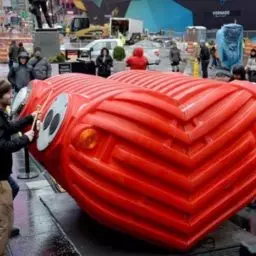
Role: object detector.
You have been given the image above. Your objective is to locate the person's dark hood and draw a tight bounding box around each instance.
[133,47,144,57]
[18,51,29,64]
[18,51,29,59]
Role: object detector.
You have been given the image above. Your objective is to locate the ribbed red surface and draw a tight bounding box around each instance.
[22,73,137,117]
[20,74,144,187]
[19,72,256,251]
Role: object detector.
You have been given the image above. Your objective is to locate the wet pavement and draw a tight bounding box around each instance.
[0,64,9,78]
[7,150,79,256]
[41,192,253,256]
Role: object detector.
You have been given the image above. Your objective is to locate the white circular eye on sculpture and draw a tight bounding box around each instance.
[37,93,69,151]
[12,87,29,115]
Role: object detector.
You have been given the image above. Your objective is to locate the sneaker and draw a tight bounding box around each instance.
[10,227,20,237]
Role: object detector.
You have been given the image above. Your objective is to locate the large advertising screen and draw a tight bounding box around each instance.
[175,0,256,29]
[82,0,131,25]
[80,0,254,31]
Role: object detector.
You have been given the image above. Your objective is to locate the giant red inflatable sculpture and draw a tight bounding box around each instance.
[12,71,256,251]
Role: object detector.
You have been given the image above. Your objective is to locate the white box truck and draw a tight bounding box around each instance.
[110,17,143,42]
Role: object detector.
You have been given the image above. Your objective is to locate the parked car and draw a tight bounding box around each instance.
[80,39,122,59]
[125,40,161,65]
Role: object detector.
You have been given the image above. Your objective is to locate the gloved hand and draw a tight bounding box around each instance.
[24,130,35,142]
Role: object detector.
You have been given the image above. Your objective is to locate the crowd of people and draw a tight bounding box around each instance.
[8,40,52,94]
[198,43,256,82]
[168,40,256,83]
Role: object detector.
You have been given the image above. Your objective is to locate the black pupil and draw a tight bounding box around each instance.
[49,114,60,135]
[43,110,53,130]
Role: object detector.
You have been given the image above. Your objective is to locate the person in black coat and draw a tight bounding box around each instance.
[0,80,36,181]
[0,80,38,247]
[199,42,210,78]
[96,48,113,78]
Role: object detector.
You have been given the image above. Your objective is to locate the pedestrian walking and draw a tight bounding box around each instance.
[246,49,256,82]
[96,48,113,78]
[210,46,221,67]
[29,47,52,80]
[0,79,38,256]
[169,44,181,72]
[199,42,210,78]
[126,47,148,70]
[8,52,33,94]
[8,41,19,69]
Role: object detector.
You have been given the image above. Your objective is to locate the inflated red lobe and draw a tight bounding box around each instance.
[104,71,256,249]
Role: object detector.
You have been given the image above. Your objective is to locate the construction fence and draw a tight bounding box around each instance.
[0,32,33,63]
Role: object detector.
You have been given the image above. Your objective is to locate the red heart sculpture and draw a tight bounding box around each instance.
[85,70,256,250]
[17,72,256,251]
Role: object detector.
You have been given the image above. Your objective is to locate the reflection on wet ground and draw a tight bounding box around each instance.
[41,192,246,256]
[7,151,78,256]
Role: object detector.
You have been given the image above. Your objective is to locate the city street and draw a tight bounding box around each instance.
[1,0,256,254]
[0,47,186,76]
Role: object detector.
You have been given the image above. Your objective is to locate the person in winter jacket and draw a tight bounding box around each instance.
[199,42,210,78]
[96,48,113,78]
[28,47,52,80]
[0,79,36,256]
[126,47,148,70]
[8,41,18,69]
[8,52,33,94]
[210,46,221,68]
[246,49,256,82]
[169,44,181,72]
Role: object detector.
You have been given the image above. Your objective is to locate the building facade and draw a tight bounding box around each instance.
[76,0,255,32]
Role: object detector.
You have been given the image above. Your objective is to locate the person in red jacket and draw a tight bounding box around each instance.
[126,47,148,70]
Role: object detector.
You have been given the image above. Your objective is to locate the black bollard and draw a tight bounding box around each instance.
[17,146,39,179]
